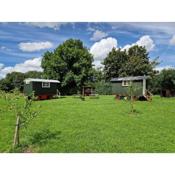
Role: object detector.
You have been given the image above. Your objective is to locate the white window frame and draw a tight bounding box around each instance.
[122,80,131,87]
[25,80,30,84]
[42,82,50,88]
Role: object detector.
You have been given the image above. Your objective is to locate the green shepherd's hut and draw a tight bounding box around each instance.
[24,78,60,100]
[110,76,151,100]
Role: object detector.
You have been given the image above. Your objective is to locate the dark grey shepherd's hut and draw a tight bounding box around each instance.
[24,78,60,100]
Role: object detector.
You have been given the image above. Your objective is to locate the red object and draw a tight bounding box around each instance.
[115,94,120,100]
[38,94,50,100]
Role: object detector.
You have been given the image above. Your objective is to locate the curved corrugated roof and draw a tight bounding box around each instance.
[24,78,60,83]
[111,76,149,82]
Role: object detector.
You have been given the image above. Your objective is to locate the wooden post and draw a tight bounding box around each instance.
[142,78,146,96]
[13,115,20,148]
[57,89,60,98]
[82,86,84,96]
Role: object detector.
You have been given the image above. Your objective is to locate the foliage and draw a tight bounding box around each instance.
[103,45,158,80]
[24,71,43,79]
[91,67,104,82]
[0,72,25,91]
[103,48,128,80]
[94,81,112,95]
[122,46,158,77]
[0,71,43,92]
[149,69,175,95]
[158,69,175,90]
[147,75,161,94]
[41,39,94,95]
[0,90,7,114]
[127,82,140,113]
[1,89,39,148]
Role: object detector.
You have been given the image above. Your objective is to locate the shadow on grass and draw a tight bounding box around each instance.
[10,129,61,153]
[128,109,142,116]
[29,129,61,146]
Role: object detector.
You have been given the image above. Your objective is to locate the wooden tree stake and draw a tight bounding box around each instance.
[13,116,20,148]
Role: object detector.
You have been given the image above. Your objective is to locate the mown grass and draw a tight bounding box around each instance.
[1,95,175,153]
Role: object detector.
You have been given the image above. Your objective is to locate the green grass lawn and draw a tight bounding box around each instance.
[1,95,175,153]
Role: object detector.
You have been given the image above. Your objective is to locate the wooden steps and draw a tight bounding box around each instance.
[144,90,153,101]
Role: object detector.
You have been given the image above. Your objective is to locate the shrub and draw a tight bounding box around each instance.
[94,81,112,95]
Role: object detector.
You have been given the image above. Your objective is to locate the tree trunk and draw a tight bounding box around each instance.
[131,96,134,113]
[13,115,20,148]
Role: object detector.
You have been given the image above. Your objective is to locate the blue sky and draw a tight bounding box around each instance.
[0,22,175,78]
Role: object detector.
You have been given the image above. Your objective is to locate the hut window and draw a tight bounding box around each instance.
[25,80,30,84]
[122,80,131,86]
[42,82,50,88]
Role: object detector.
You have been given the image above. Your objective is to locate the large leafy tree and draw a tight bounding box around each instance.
[159,69,175,90]
[122,45,157,77]
[103,48,128,80]
[41,39,93,95]
[150,69,175,96]
[103,45,158,80]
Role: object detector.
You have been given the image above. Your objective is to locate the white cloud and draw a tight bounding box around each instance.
[136,35,155,51]
[0,63,7,79]
[111,23,175,36]
[90,30,108,41]
[122,44,132,51]
[87,27,96,32]
[0,66,13,79]
[122,35,155,52]
[0,46,10,51]
[90,35,154,62]
[0,46,6,50]
[0,57,42,79]
[130,23,175,35]
[93,60,104,68]
[25,22,65,30]
[0,63,4,69]
[155,65,175,72]
[19,41,53,52]
[170,35,175,45]
[90,35,155,67]
[90,37,117,61]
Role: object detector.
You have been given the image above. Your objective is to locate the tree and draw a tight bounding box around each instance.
[41,39,93,95]
[25,71,43,79]
[122,46,158,77]
[103,45,158,80]
[153,69,175,96]
[92,67,104,82]
[0,72,25,91]
[0,71,43,92]
[127,82,140,114]
[103,48,128,80]
[94,81,112,95]
[0,89,39,148]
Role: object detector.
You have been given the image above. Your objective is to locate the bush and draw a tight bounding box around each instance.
[148,69,175,96]
[94,81,112,95]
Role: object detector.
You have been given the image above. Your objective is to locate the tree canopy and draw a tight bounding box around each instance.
[103,45,158,80]
[0,72,25,91]
[151,69,175,96]
[0,71,43,92]
[24,71,43,79]
[41,39,94,95]
[103,48,128,80]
